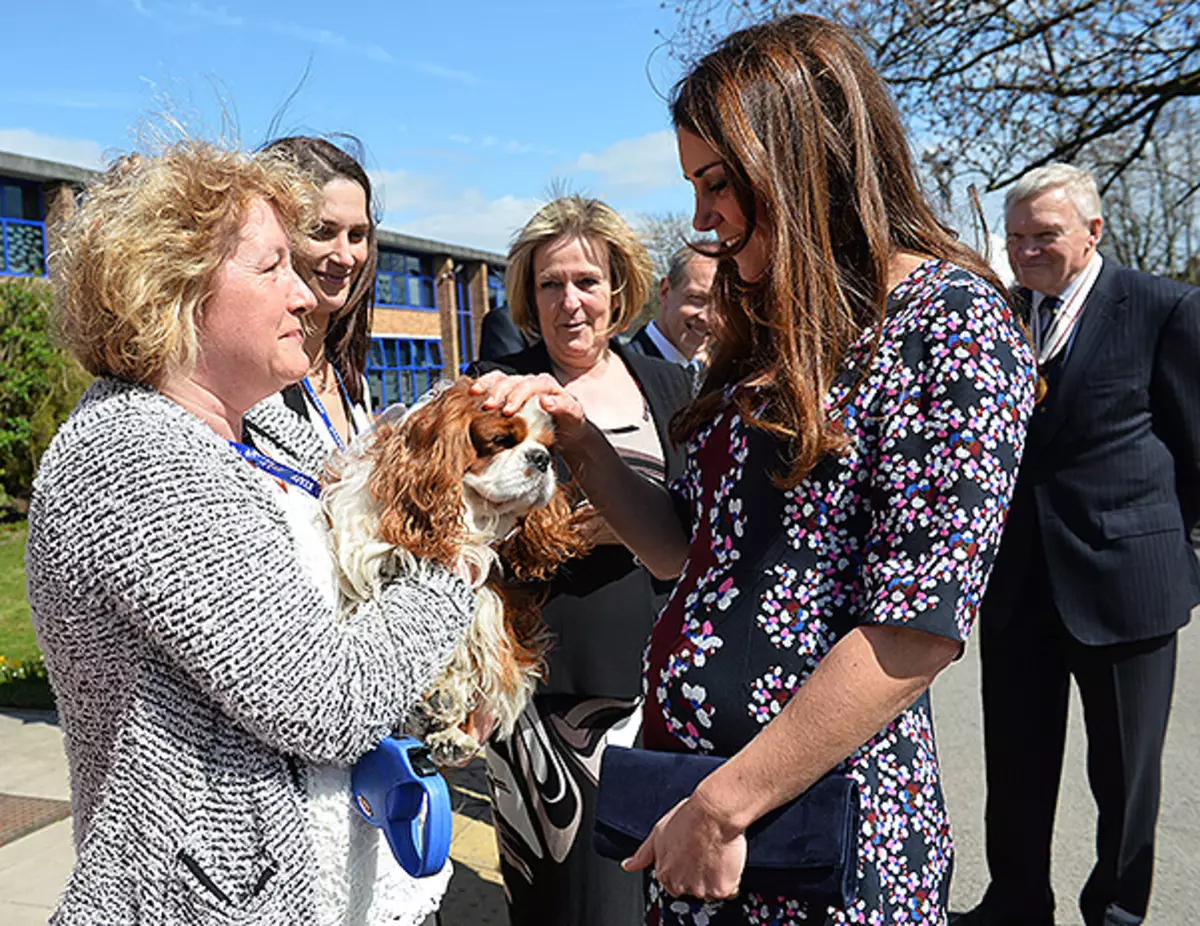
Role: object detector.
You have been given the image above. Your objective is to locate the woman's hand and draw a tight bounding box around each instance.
[622,791,748,902]
[470,371,588,449]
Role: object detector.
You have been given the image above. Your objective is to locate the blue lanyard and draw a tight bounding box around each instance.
[300,368,355,450]
[228,441,320,498]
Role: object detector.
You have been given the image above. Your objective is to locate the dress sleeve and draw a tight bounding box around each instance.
[856,275,1036,643]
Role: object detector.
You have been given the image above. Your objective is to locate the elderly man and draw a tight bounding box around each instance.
[627,246,716,377]
[957,165,1200,926]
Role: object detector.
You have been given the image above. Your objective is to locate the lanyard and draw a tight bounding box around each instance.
[228,441,320,498]
[1032,255,1101,366]
[301,367,355,450]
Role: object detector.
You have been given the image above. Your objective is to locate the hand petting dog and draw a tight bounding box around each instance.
[321,377,589,766]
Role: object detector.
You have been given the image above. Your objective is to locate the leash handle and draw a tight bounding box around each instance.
[351,735,452,877]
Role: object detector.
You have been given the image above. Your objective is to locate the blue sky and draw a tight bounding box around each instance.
[1,0,699,254]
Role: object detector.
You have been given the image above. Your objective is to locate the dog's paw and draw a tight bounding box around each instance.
[425,727,483,768]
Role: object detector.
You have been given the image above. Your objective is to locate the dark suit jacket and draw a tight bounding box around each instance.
[625,323,666,360]
[984,261,1200,645]
[477,306,528,363]
[469,340,691,697]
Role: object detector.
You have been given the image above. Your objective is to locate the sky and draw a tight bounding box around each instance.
[1,0,1011,275]
[1,0,701,255]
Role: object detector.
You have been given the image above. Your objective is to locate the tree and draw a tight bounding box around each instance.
[637,211,700,279]
[661,0,1200,273]
[1100,108,1200,281]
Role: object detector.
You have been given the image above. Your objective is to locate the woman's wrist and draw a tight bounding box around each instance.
[556,418,604,468]
[690,772,754,839]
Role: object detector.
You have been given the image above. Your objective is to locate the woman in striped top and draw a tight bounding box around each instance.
[470,195,692,926]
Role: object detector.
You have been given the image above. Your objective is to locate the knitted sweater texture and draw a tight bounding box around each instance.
[25,377,474,925]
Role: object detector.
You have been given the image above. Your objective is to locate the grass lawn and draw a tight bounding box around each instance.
[0,520,53,708]
[0,521,39,662]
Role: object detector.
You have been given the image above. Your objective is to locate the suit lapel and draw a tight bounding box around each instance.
[1024,263,1124,461]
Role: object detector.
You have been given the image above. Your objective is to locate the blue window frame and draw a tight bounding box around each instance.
[375,249,436,310]
[0,178,46,278]
[455,267,473,372]
[366,336,444,411]
[487,267,506,311]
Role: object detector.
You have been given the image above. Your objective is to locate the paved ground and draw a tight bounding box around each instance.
[0,713,509,926]
[1,610,1194,924]
[936,615,1199,924]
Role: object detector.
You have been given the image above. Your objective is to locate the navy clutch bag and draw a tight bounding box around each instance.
[593,746,859,910]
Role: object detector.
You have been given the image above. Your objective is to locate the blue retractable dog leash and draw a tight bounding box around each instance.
[351,735,452,878]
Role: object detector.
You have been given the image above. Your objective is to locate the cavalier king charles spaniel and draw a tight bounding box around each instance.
[321,377,587,766]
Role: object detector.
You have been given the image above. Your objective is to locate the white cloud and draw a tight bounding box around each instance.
[0,129,106,169]
[392,192,541,254]
[128,2,473,84]
[371,169,445,216]
[567,130,680,192]
[179,1,242,27]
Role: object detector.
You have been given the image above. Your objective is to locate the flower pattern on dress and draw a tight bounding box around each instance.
[643,262,1036,926]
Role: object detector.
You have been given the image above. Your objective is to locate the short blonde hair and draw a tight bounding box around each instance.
[505,196,653,340]
[53,141,318,386]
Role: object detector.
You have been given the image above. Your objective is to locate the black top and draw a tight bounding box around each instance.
[477,306,529,363]
[470,340,691,698]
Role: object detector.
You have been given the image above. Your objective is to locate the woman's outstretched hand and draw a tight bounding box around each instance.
[470,372,588,450]
[622,791,747,903]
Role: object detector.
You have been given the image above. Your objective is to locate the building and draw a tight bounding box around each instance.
[0,149,508,411]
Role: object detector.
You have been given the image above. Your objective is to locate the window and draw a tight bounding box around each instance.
[487,267,507,311]
[375,249,436,310]
[456,267,473,373]
[0,178,45,277]
[366,336,444,411]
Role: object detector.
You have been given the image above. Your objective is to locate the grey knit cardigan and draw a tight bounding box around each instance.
[26,378,474,925]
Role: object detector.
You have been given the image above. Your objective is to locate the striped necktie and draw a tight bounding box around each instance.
[1038,295,1063,342]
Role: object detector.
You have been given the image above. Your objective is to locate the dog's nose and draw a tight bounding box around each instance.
[526,446,552,473]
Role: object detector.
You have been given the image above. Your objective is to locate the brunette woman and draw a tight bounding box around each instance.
[476,14,1037,925]
[262,136,376,447]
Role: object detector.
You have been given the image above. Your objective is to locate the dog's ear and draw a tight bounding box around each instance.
[490,581,550,679]
[370,383,475,567]
[502,485,592,583]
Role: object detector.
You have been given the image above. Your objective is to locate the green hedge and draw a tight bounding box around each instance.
[0,278,81,709]
[0,278,91,513]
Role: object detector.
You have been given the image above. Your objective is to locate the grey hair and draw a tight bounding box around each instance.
[666,244,715,289]
[1005,163,1102,224]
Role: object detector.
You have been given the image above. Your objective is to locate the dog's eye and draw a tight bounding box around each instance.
[492,433,518,450]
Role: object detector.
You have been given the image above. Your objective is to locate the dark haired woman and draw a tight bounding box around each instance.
[476,14,1037,925]
[261,136,448,924]
[262,136,377,447]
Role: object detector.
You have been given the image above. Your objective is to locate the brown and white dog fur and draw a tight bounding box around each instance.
[321,377,586,766]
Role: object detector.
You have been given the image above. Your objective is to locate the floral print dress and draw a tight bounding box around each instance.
[642,261,1036,926]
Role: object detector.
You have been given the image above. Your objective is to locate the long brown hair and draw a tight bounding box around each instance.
[259,135,378,405]
[670,14,1006,487]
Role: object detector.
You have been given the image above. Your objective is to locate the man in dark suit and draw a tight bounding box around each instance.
[626,247,715,384]
[477,303,528,362]
[956,165,1200,926]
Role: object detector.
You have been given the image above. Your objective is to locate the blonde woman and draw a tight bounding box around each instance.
[27,142,473,925]
[470,196,692,926]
